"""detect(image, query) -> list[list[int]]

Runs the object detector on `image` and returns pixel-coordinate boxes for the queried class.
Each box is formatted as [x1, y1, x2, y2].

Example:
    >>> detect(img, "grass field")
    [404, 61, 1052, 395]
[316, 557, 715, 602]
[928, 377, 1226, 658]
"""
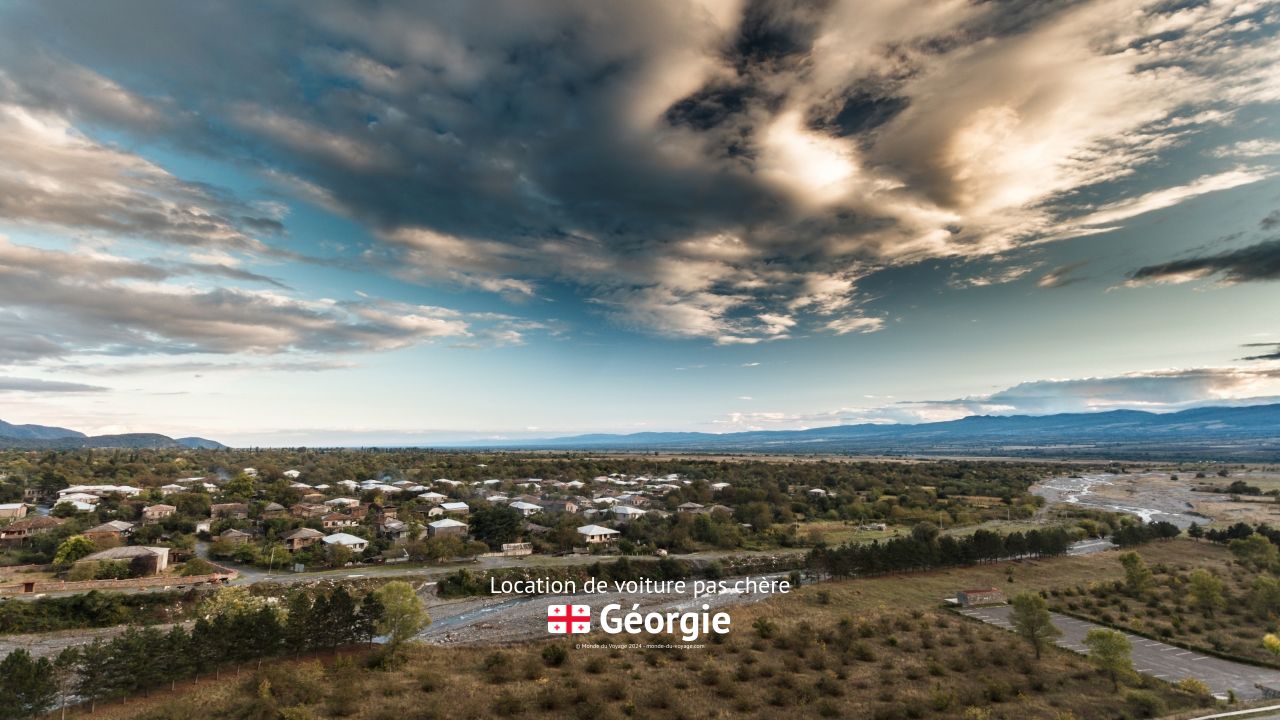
[74, 541, 1228, 720]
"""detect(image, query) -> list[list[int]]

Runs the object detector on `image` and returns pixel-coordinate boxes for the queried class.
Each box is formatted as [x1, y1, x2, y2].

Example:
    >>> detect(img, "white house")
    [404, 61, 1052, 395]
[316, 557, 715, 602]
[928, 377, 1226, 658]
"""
[160, 483, 185, 496]
[441, 501, 469, 515]
[283, 470, 302, 479]
[577, 524, 620, 544]
[322, 533, 369, 553]
[324, 497, 361, 509]
[509, 501, 543, 517]
[419, 492, 448, 504]
[612, 505, 647, 522]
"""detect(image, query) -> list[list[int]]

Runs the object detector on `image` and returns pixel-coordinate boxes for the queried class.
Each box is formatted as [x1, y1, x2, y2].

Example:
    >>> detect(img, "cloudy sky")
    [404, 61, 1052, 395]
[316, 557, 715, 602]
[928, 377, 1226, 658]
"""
[1, 0, 1279, 445]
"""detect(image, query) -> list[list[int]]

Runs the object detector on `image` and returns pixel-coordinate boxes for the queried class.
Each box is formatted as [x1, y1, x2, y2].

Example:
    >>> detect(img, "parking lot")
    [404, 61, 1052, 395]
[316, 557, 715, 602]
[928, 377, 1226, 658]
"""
[960, 604, 1280, 700]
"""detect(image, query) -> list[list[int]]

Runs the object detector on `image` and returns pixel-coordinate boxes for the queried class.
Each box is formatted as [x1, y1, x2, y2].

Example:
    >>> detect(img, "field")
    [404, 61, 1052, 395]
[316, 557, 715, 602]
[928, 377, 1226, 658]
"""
[1043, 541, 1278, 667]
[76, 541, 1226, 720]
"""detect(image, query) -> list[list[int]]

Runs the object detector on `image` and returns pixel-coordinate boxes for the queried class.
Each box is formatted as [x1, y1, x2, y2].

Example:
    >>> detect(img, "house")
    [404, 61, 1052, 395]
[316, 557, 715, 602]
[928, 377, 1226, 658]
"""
[218, 528, 252, 545]
[577, 524, 620, 544]
[322, 513, 357, 530]
[441, 501, 469, 516]
[210, 503, 249, 519]
[509, 501, 543, 517]
[677, 502, 705, 513]
[956, 587, 1006, 607]
[0, 502, 29, 520]
[78, 546, 170, 575]
[79, 543, 171, 571]
[324, 497, 361, 510]
[261, 502, 288, 519]
[611, 505, 647, 522]
[322, 532, 369, 553]
[55, 492, 101, 508]
[427, 518, 468, 538]
[418, 492, 448, 504]
[808, 488, 829, 497]
[282, 527, 324, 552]
[291, 503, 328, 519]
[710, 482, 731, 492]
[59, 485, 142, 498]
[380, 518, 411, 543]
[0, 515, 65, 543]
[283, 470, 302, 479]
[83, 520, 134, 544]
[543, 499, 579, 515]
[142, 504, 177, 522]
[160, 484, 185, 496]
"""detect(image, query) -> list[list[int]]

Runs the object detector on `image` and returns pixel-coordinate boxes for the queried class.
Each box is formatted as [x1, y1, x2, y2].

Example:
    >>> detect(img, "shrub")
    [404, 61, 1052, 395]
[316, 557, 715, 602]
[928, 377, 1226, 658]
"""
[542, 643, 568, 667]
[1124, 689, 1165, 718]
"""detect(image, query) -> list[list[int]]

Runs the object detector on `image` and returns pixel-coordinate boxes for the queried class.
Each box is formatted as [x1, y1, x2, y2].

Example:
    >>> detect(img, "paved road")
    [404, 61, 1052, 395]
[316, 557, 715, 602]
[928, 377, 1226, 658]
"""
[1067, 537, 1115, 556]
[960, 605, 1280, 700]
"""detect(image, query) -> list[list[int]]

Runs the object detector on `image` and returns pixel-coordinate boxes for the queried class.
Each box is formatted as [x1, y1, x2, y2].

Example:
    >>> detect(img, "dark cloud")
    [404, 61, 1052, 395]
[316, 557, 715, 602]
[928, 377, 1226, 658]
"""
[1129, 238, 1280, 284]
[1262, 210, 1280, 231]
[0, 377, 106, 393]
[0, 0, 1276, 345]
[1241, 343, 1280, 361]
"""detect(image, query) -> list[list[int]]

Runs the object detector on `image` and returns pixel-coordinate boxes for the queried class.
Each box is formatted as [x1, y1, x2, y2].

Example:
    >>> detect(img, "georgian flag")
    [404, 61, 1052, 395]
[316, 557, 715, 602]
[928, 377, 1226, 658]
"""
[547, 604, 591, 634]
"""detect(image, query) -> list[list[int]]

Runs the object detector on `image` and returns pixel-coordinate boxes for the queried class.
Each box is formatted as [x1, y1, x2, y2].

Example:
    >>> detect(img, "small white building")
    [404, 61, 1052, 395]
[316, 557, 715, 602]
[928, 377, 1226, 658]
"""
[322, 533, 369, 553]
[577, 524, 620, 544]
[509, 501, 543, 517]
[612, 505, 647, 522]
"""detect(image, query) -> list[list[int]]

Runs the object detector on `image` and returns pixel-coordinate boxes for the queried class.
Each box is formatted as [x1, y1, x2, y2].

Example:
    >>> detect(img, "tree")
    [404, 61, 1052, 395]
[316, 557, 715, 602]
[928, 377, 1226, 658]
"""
[1230, 534, 1278, 571]
[1010, 592, 1061, 660]
[1084, 628, 1132, 690]
[0, 649, 58, 720]
[355, 591, 384, 647]
[374, 580, 430, 658]
[468, 505, 523, 550]
[72, 639, 113, 713]
[53, 535, 95, 567]
[1119, 552, 1153, 595]
[1188, 522, 1204, 540]
[1188, 569, 1225, 615]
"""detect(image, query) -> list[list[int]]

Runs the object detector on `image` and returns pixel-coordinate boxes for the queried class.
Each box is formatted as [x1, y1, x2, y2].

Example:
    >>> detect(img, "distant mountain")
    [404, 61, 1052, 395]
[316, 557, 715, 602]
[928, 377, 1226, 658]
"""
[459, 403, 1280, 461]
[0, 420, 225, 450]
[0, 419, 84, 441]
[176, 437, 227, 449]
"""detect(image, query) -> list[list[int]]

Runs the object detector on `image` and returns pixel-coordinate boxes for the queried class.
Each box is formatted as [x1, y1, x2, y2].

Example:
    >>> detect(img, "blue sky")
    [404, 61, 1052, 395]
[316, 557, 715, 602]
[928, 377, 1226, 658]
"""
[0, 0, 1278, 446]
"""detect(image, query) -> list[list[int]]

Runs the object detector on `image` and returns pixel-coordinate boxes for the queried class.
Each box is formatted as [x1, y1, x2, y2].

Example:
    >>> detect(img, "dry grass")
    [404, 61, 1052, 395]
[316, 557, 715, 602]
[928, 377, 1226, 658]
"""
[70, 541, 1227, 720]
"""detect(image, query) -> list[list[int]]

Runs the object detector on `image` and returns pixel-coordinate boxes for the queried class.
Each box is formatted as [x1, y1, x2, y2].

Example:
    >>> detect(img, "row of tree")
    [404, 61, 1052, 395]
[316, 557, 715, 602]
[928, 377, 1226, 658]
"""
[0, 581, 430, 719]
[807, 526, 1076, 578]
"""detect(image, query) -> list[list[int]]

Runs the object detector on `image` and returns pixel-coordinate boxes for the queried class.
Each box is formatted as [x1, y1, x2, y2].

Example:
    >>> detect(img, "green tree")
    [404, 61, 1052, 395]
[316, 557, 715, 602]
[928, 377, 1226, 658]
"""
[1230, 534, 1279, 571]
[1188, 569, 1225, 615]
[355, 591, 384, 646]
[72, 639, 113, 713]
[0, 649, 58, 720]
[53, 535, 95, 567]
[374, 580, 430, 658]
[468, 505, 523, 550]
[1119, 552, 1153, 595]
[1084, 628, 1132, 690]
[1010, 592, 1061, 660]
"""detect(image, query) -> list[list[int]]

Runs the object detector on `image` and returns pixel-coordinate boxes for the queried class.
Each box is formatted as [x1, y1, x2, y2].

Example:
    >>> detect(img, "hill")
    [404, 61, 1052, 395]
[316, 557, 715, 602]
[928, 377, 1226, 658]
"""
[0, 420, 225, 450]
[458, 403, 1280, 460]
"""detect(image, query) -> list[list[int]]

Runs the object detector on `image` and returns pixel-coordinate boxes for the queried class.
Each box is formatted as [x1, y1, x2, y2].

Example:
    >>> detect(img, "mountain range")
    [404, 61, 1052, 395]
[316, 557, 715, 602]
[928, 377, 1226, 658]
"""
[457, 403, 1280, 461]
[0, 419, 224, 450]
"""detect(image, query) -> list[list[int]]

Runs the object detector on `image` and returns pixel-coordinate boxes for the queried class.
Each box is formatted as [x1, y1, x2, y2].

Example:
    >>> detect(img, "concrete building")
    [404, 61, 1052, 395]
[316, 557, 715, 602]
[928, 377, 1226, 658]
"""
[322, 532, 369, 553]
[283, 527, 324, 552]
[577, 524, 620, 544]
[427, 518, 468, 538]
[956, 587, 1006, 607]
[142, 504, 177, 522]
[79, 546, 170, 575]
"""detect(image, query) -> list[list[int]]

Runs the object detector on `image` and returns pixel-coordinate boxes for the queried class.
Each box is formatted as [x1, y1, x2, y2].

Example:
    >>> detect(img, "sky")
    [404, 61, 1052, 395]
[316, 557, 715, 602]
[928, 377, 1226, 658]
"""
[0, 0, 1279, 446]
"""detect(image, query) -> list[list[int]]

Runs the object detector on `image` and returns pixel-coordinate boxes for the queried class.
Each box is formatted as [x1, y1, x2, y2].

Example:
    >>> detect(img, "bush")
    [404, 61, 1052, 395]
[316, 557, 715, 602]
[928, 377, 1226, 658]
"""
[754, 617, 777, 639]
[542, 643, 568, 667]
[1124, 689, 1165, 718]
